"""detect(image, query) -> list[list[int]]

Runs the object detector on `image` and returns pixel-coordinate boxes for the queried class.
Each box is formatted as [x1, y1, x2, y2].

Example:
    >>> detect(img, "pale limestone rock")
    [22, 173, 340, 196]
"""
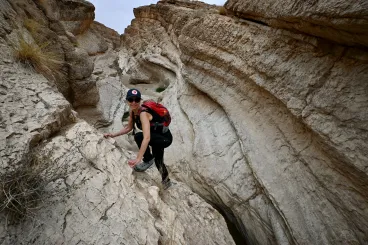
[1, 121, 234, 244]
[2, 0, 368, 244]
[70, 77, 99, 107]
[75, 48, 134, 152]
[120, 14, 179, 88]
[119, 1, 368, 244]
[3, 122, 161, 244]
[135, 167, 235, 245]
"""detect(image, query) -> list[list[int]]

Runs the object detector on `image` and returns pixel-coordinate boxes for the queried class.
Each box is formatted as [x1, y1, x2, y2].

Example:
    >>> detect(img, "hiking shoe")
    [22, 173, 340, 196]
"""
[134, 158, 155, 172]
[162, 178, 172, 190]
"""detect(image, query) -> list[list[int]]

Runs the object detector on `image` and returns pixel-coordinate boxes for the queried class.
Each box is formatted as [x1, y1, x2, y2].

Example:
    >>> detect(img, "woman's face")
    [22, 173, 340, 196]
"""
[127, 97, 141, 110]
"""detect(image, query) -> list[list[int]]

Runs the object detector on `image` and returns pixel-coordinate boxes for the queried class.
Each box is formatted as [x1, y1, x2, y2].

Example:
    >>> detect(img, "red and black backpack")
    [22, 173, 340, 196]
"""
[140, 100, 171, 132]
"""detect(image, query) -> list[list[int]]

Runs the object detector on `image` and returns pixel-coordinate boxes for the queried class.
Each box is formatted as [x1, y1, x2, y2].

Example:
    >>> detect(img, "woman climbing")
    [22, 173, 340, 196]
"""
[103, 88, 173, 189]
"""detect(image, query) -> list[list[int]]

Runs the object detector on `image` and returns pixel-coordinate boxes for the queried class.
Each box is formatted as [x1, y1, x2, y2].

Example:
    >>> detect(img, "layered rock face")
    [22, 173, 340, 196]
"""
[225, 0, 368, 47]
[1, 0, 368, 244]
[0, 0, 236, 244]
[120, 0, 368, 244]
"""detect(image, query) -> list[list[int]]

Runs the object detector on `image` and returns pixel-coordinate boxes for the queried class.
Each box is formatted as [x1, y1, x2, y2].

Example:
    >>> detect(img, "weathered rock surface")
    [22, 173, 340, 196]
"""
[0, 37, 74, 174]
[118, 1, 368, 244]
[2, 0, 368, 244]
[48, 0, 95, 36]
[91, 21, 121, 49]
[0, 1, 238, 244]
[225, 0, 368, 47]
[1, 121, 234, 245]
[0, 0, 120, 107]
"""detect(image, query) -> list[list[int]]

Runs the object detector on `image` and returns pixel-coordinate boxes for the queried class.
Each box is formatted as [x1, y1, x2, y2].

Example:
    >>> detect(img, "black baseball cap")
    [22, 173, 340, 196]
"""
[126, 88, 141, 100]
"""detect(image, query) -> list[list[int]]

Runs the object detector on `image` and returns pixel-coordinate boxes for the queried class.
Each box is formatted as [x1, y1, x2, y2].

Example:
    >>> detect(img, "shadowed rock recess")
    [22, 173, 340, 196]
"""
[0, 0, 367, 244]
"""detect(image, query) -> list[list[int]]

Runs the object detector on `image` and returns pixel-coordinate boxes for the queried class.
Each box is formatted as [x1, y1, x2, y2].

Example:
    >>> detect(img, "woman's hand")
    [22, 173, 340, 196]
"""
[103, 133, 114, 138]
[128, 158, 142, 168]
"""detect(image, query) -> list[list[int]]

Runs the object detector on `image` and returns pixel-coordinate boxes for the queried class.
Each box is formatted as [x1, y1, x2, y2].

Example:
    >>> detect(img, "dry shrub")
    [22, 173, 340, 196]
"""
[13, 36, 63, 75]
[0, 152, 64, 225]
[218, 6, 227, 15]
[0, 158, 45, 224]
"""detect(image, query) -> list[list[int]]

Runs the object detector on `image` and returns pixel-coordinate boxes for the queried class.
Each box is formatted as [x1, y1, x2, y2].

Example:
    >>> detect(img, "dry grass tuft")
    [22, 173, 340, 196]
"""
[0, 158, 45, 224]
[13, 36, 64, 75]
[24, 19, 40, 37]
[218, 6, 227, 15]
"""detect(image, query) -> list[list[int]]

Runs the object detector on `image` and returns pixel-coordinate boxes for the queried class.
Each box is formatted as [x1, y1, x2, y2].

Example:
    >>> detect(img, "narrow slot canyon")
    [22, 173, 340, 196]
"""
[1, 0, 367, 244]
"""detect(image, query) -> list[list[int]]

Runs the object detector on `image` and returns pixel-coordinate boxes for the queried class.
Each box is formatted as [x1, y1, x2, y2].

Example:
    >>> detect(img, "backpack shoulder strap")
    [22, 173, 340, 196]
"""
[130, 110, 136, 135]
[131, 108, 144, 135]
[141, 102, 158, 117]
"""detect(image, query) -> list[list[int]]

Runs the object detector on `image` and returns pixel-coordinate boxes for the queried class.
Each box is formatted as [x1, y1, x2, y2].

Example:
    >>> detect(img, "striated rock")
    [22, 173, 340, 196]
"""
[4, 0, 71, 98]
[119, 1, 368, 244]
[0, 1, 17, 37]
[120, 10, 179, 90]
[225, 0, 368, 47]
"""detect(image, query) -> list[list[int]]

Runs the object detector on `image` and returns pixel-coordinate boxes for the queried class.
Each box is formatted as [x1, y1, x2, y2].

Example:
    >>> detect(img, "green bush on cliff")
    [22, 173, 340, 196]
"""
[156, 86, 167, 93]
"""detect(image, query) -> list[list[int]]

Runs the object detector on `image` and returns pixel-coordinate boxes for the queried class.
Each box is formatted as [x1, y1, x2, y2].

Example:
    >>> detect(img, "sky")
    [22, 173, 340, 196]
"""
[87, 0, 226, 34]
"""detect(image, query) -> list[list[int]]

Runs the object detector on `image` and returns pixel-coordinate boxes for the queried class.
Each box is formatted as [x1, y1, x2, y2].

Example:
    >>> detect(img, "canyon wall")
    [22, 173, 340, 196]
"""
[119, 0, 368, 244]
[1, 0, 367, 244]
[0, 0, 235, 244]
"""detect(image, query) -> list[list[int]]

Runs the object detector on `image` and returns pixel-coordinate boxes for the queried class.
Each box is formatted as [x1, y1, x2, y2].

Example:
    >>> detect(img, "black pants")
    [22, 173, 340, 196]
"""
[134, 130, 173, 182]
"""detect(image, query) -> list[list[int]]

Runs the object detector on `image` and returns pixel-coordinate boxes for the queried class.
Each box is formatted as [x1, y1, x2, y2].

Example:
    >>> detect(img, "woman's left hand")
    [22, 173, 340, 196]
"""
[128, 158, 141, 167]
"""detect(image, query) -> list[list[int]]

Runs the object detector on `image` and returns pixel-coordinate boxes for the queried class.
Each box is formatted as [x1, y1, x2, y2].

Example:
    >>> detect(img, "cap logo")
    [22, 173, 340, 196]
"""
[132, 90, 138, 95]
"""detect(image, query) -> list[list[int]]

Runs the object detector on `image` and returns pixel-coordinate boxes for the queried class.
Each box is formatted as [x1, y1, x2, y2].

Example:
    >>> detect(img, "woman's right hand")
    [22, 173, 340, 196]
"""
[103, 133, 114, 138]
